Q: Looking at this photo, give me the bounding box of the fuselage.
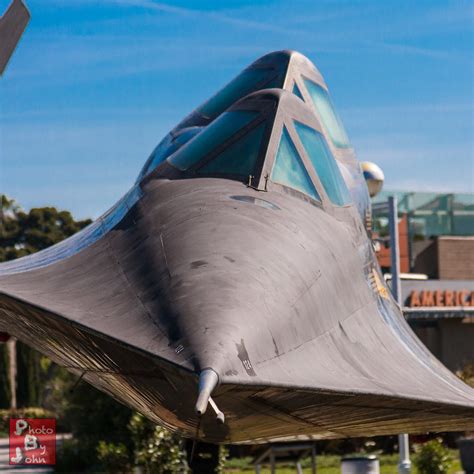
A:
[1,50,473,443]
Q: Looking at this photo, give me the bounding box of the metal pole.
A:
[270,447,275,474]
[389,196,411,474]
[311,444,316,474]
[398,434,411,474]
[7,338,17,410]
[389,196,401,304]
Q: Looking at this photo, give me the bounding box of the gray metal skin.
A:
[0,0,30,75]
[1,51,474,444]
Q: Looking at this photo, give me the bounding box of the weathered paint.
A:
[0,51,473,444]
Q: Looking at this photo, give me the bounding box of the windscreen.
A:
[168,110,263,175]
[303,78,350,149]
[295,121,351,206]
[197,67,284,119]
[272,127,320,201]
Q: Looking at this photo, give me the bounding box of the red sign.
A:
[9,418,56,465]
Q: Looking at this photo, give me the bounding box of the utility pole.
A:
[7,337,17,410]
[389,195,411,474]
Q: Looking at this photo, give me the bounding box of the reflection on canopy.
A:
[168,110,261,171]
[272,127,320,201]
[198,68,279,119]
[197,123,266,178]
[295,121,351,206]
[142,127,202,177]
[303,78,351,149]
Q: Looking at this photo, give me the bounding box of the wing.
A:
[1,51,473,444]
[0,0,30,75]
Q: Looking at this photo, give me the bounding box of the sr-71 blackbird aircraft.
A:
[1,50,474,445]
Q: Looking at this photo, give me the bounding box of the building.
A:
[402,279,474,373]
[372,191,474,373]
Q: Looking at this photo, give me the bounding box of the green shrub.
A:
[218,445,229,473]
[129,412,188,473]
[97,440,131,473]
[58,379,132,470]
[413,439,453,474]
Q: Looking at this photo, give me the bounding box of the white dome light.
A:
[361,161,384,197]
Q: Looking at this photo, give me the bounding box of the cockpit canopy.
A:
[137,51,352,180]
[137,50,362,211]
[161,89,352,208]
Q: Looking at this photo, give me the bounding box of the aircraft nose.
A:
[125,178,366,384]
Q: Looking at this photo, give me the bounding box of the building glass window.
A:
[272,127,320,201]
[197,123,266,177]
[295,121,351,206]
[303,78,350,149]
[169,110,259,171]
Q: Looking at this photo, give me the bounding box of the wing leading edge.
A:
[0,50,473,443]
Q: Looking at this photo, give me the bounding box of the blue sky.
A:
[1,0,473,219]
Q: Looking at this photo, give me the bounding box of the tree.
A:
[0,194,92,262]
[413,439,453,474]
[0,195,92,408]
[1,196,191,473]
